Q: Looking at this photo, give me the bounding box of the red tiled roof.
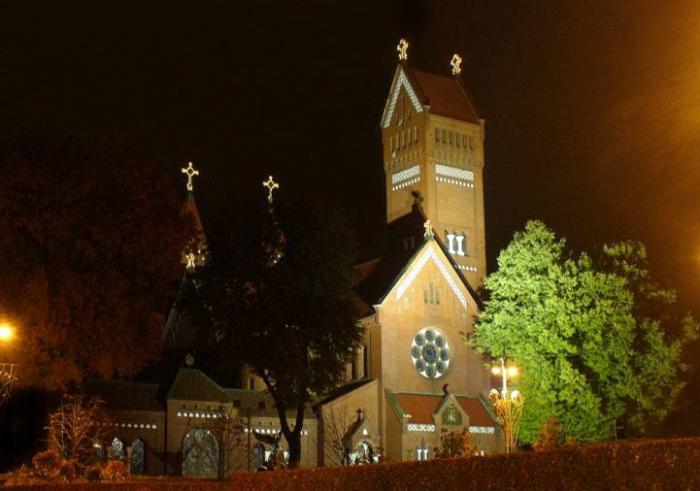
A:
[409,68,480,124]
[390,392,495,427]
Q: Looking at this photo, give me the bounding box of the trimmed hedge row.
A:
[18,437,700,490]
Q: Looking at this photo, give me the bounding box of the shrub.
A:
[101,459,127,482]
[433,428,476,458]
[85,463,102,482]
[57,459,80,482]
[31,450,60,480]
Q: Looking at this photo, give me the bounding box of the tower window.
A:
[442,129,447,143]
[435,128,440,142]
[469,135,475,150]
[413,126,418,143]
[449,131,454,145]
[456,134,461,147]
[462,134,468,147]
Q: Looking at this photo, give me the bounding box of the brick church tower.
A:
[381,41,486,288]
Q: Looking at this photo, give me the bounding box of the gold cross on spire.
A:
[262,175,279,204]
[450,53,463,76]
[424,219,434,238]
[397,38,409,61]
[181,162,200,192]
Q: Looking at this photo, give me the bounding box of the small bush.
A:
[86,463,102,482]
[101,459,127,482]
[31,450,60,480]
[57,459,80,482]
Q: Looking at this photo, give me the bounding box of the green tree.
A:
[599,241,698,434]
[0,141,190,389]
[190,197,362,468]
[471,221,697,444]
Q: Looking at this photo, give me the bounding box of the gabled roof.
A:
[386,390,496,427]
[354,204,482,312]
[167,368,312,418]
[381,64,481,128]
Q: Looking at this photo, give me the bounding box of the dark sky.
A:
[2,1,700,309]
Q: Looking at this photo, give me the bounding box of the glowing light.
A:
[510,390,521,400]
[507,366,519,378]
[423,220,433,239]
[491,366,501,376]
[180,162,200,192]
[450,53,463,76]
[0,324,15,343]
[407,423,435,432]
[262,175,279,204]
[397,38,409,61]
[468,426,495,434]
[185,252,196,272]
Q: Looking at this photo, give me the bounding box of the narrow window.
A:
[442,129,447,143]
[449,131,454,145]
[249,378,255,390]
[462,134,467,147]
[435,128,440,142]
[413,126,418,142]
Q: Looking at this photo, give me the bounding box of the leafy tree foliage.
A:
[0,141,190,389]
[190,197,362,468]
[472,221,697,444]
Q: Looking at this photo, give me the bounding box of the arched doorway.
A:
[130,438,145,475]
[182,428,219,478]
[252,443,265,470]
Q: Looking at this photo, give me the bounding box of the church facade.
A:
[95,41,501,476]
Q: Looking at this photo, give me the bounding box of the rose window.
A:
[411,327,450,379]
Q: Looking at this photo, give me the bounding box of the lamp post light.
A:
[0,322,18,409]
[489,357,524,454]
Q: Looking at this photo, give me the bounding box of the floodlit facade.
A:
[95,43,501,477]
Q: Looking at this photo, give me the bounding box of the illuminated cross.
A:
[397,38,409,61]
[181,162,199,192]
[262,175,279,204]
[450,54,462,76]
[424,219,434,238]
[185,252,196,271]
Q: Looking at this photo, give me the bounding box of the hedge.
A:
[16,437,700,490]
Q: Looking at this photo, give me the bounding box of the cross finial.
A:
[397,38,409,61]
[185,252,196,272]
[262,175,279,204]
[450,53,462,76]
[181,162,200,192]
[423,219,434,238]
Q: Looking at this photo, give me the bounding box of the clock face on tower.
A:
[411,327,450,379]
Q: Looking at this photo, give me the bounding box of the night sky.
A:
[2,1,700,311]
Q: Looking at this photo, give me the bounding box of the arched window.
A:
[252,443,265,470]
[182,428,219,478]
[109,437,124,460]
[130,438,145,475]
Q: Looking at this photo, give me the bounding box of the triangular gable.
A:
[381,65,424,128]
[391,239,471,311]
[433,393,469,426]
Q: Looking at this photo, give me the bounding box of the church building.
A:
[94,40,501,477]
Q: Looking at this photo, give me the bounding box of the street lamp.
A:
[0,321,17,409]
[489,357,524,454]
[0,323,15,343]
